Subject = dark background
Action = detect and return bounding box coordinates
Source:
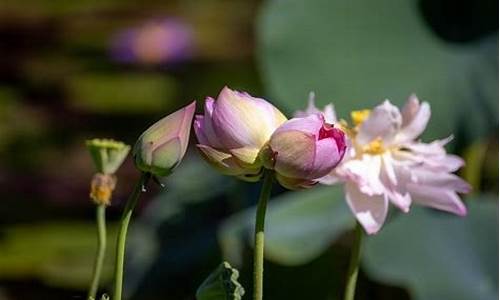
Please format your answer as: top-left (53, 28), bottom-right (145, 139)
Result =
top-left (0, 0), bottom-right (497, 299)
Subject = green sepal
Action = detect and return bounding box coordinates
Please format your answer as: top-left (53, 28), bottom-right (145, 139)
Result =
top-left (86, 138), bottom-right (130, 174)
top-left (196, 261), bottom-right (245, 300)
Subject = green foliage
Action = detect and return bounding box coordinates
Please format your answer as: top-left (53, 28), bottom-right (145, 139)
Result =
top-left (219, 185), bottom-right (354, 266)
top-left (68, 73), bottom-right (177, 114)
top-left (363, 196), bottom-right (498, 300)
top-left (257, 0), bottom-right (498, 140)
top-left (0, 222), bottom-right (118, 288)
top-left (196, 262), bottom-right (245, 300)
top-left (219, 188), bottom-right (498, 299)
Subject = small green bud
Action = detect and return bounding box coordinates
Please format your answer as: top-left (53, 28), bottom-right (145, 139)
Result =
top-left (86, 139), bottom-right (131, 175)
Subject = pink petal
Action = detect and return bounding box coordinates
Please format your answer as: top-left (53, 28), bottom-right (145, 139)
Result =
top-left (401, 94), bottom-right (420, 127)
top-left (229, 147), bottom-right (260, 165)
top-left (201, 97), bottom-right (224, 148)
top-left (400, 139), bottom-right (465, 172)
top-left (357, 100), bottom-right (402, 146)
top-left (135, 101), bottom-right (195, 170)
top-left (294, 93), bottom-right (338, 124)
top-left (318, 172), bottom-right (342, 185)
top-left (196, 144), bottom-right (248, 176)
top-left (193, 115), bottom-right (209, 144)
top-left (340, 155), bottom-right (385, 196)
top-left (270, 130), bottom-right (316, 179)
top-left (212, 86), bottom-right (286, 149)
top-left (396, 96), bottom-right (430, 143)
top-left (308, 137), bottom-right (342, 179)
top-left (345, 183), bottom-right (389, 235)
top-left (379, 156), bottom-right (412, 212)
top-left (151, 137), bottom-right (182, 169)
top-left (275, 173), bottom-right (317, 190)
top-left (407, 184), bottom-right (467, 216)
top-left (403, 136), bottom-right (452, 156)
top-left (178, 101), bottom-right (196, 153)
top-left (273, 114), bottom-right (324, 136)
top-left (412, 169), bottom-right (471, 193)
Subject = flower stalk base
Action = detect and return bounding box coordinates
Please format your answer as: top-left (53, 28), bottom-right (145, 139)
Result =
top-left (253, 171), bottom-right (273, 300)
top-left (344, 222), bottom-right (363, 300)
top-left (113, 173), bottom-right (150, 300)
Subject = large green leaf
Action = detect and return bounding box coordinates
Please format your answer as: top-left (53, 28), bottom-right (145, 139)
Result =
top-left (257, 0), bottom-right (496, 139)
top-left (363, 196), bottom-right (498, 300)
top-left (218, 185), bottom-right (354, 266)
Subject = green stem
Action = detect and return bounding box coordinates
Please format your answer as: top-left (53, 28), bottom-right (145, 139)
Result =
top-left (343, 222), bottom-right (364, 300)
top-left (88, 204), bottom-right (107, 300)
top-left (253, 171), bottom-right (273, 300)
top-left (113, 173), bottom-right (149, 300)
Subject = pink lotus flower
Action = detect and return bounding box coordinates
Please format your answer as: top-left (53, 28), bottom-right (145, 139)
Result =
top-left (260, 113), bottom-right (346, 189)
top-left (133, 101), bottom-right (195, 177)
top-left (194, 87), bottom-right (287, 181)
top-left (302, 95), bottom-right (470, 234)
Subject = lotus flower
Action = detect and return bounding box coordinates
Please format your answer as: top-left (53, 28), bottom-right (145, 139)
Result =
top-left (133, 101), bottom-right (195, 177)
top-left (260, 113), bottom-right (346, 189)
top-left (304, 95), bottom-right (471, 234)
top-left (194, 86), bottom-right (287, 181)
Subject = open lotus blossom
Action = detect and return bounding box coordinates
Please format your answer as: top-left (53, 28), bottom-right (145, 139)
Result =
top-left (194, 86), bottom-right (287, 181)
top-left (300, 95), bottom-right (471, 234)
top-left (260, 113), bottom-right (346, 189)
top-left (133, 101), bottom-right (195, 177)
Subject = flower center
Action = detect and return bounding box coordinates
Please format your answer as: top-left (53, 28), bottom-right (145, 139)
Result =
top-left (362, 137), bottom-right (385, 155)
top-left (347, 109), bottom-right (389, 156)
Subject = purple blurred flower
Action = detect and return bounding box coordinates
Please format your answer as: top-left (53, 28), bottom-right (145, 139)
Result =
top-left (110, 18), bottom-right (194, 65)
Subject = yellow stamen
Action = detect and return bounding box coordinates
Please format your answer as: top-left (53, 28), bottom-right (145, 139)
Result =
top-left (350, 109), bottom-right (371, 126)
top-left (363, 137), bottom-right (385, 155)
top-left (90, 173), bottom-right (117, 206)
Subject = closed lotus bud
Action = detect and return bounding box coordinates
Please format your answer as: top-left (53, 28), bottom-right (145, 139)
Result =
top-left (193, 86), bottom-right (287, 181)
top-left (261, 114), bottom-right (346, 190)
top-left (133, 101), bottom-right (195, 177)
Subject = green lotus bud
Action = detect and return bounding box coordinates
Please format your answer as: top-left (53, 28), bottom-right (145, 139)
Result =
top-left (133, 101), bottom-right (195, 177)
top-left (86, 139), bottom-right (131, 175)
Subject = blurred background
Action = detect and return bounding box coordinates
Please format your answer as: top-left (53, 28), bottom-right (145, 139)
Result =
top-left (0, 0), bottom-right (497, 299)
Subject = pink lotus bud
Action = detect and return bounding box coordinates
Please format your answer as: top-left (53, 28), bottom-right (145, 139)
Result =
top-left (133, 101), bottom-right (195, 177)
top-left (194, 86), bottom-right (287, 181)
top-left (261, 114), bottom-right (346, 189)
